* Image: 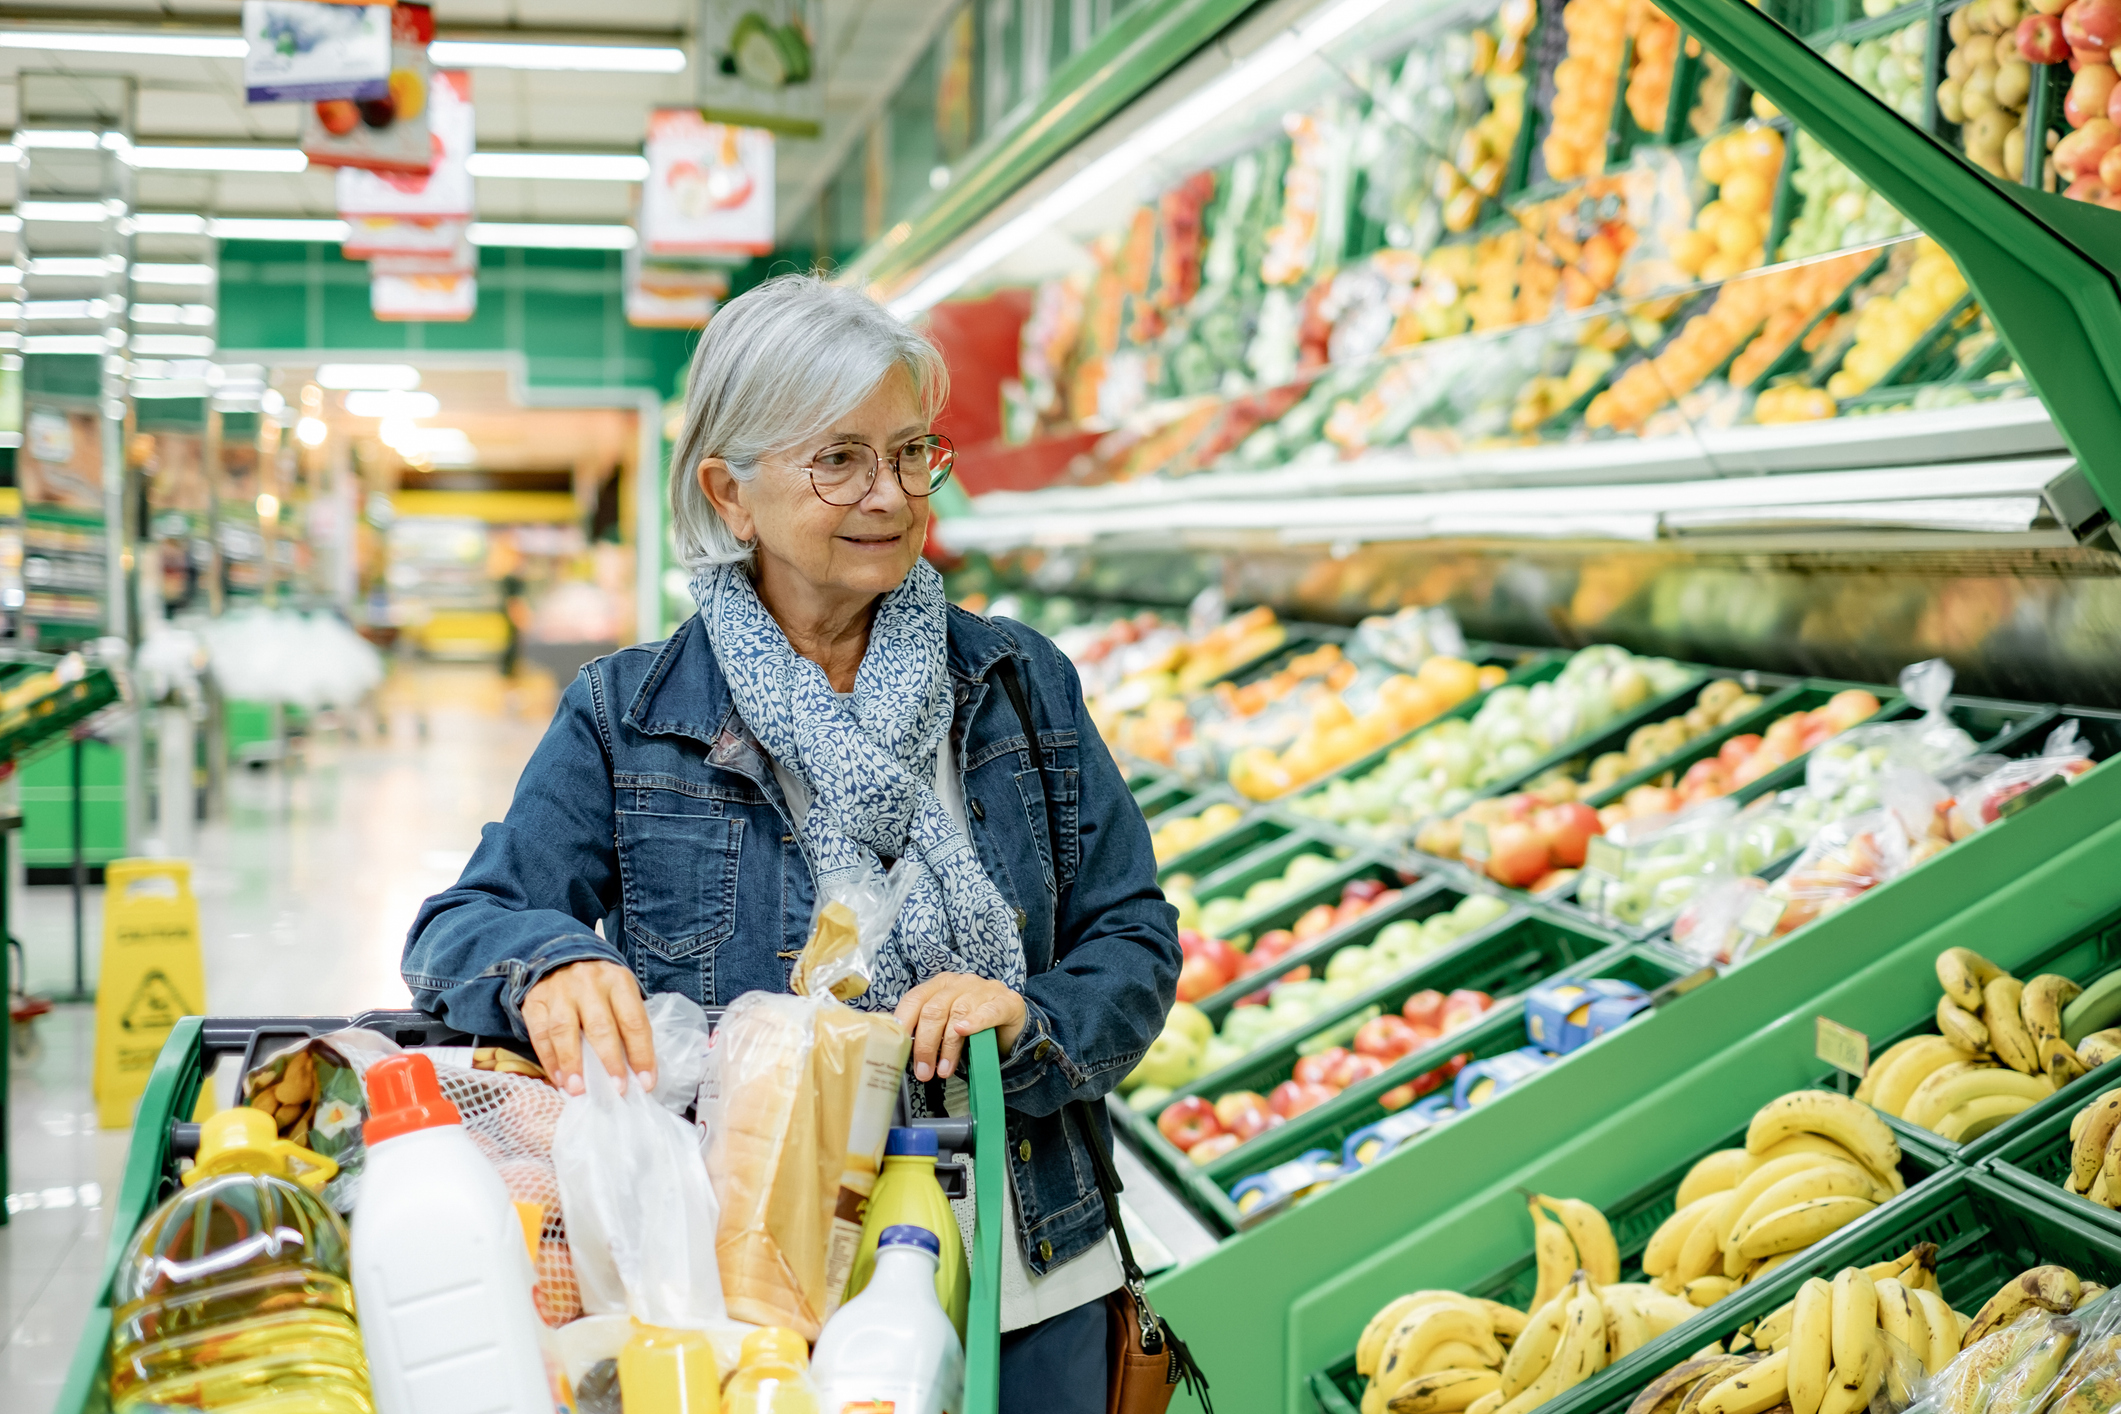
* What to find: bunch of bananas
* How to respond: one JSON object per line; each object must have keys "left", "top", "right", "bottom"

{"left": 1356, "top": 1289, "right": 1526, "bottom": 1414}
{"left": 1860, "top": 948, "right": 2094, "bottom": 1141}
{"left": 2062, "top": 1084, "right": 2121, "bottom": 1208}
{"left": 1642, "top": 1090, "right": 1905, "bottom": 1302}
{"left": 1938, "top": 1268, "right": 2113, "bottom": 1414}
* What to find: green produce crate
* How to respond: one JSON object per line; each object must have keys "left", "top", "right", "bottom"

{"left": 1538, "top": 1169, "right": 2121, "bottom": 1414}
{"left": 1178, "top": 832, "right": 1361, "bottom": 940}
{"left": 1306, "top": 1111, "right": 1945, "bottom": 1414}
{"left": 1981, "top": 1074, "right": 2121, "bottom": 1246}
{"left": 1727, "top": 690, "right": 2048, "bottom": 809}
{"left": 57, "top": 1013, "right": 1008, "bottom": 1414}
{"left": 1586, "top": 677, "right": 1879, "bottom": 811}
{"left": 1138, "top": 776, "right": 1205, "bottom": 820}
{"left": 1160, "top": 809, "right": 1299, "bottom": 887}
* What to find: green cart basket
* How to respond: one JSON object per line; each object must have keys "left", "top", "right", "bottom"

{"left": 58, "top": 1010, "right": 1007, "bottom": 1414}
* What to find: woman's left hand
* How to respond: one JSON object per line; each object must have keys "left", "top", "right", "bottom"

{"left": 894, "top": 973, "right": 1027, "bottom": 1081}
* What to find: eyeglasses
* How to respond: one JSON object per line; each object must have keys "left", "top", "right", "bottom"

{"left": 801, "top": 433, "right": 955, "bottom": 506}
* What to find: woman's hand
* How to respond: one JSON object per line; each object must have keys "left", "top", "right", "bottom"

{"left": 522, "top": 960, "right": 656, "bottom": 1096}
{"left": 894, "top": 973, "right": 1027, "bottom": 1081}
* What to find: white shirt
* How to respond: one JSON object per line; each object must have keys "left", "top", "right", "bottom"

{"left": 768, "top": 715, "right": 1125, "bottom": 1331}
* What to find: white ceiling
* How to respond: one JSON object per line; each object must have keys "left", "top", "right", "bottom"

{"left": 0, "top": 0, "right": 956, "bottom": 238}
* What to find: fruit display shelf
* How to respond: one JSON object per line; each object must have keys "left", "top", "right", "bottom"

{"left": 1981, "top": 1041, "right": 2121, "bottom": 1244}
{"left": 1304, "top": 1113, "right": 1946, "bottom": 1414}
{"left": 1534, "top": 1168, "right": 2121, "bottom": 1414}
{"left": 1145, "top": 725, "right": 2121, "bottom": 1412}
{"left": 0, "top": 657, "right": 120, "bottom": 766}
{"left": 1172, "top": 832, "right": 1367, "bottom": 938}
{"left": 1158, "top": 799, "right": 1300, "bottom": 886}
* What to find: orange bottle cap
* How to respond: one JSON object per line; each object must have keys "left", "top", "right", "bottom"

{"left": 364, "top": 1052, "right": 462, "bottom": 1145}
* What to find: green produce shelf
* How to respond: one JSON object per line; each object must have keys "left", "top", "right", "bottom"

{"left": 1148, "top": 741, "right": 2121, "bottom": 1413}
{"left": 1573, "top": 674, "right": 1814, "bottom": 812}
{"left": 57, "top": 1014, "right": 1008, "bottom": 1414}
{"left": 1176, "top": 832, "right": 1362, "bottom": 940}
{"left": 1138, "top": 776, "right": 1206, "bottom": 820}
{"left": 1305, "top": 1112, "right": 1947, "bottom": 1414}
{"left": 1160, "top": 809, "right": 1302, "bottom": 888}
{"left": 0, "top": 657, "right": 122, "bottom": 766}
{"left": 1539, "top": 1168, "right": 2121, "bottom": 1414}
{"left": 1981, "top": 1062, "right": 2121, "bottom": 1248}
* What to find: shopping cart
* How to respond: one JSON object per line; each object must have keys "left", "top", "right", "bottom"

{"left": 57, "top": 1009, "right": 1005, "bottom": 1414}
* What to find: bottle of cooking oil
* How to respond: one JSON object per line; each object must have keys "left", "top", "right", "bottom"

{"left": 842, "top": 1128, "right": 967, "bottom": 1340}
{"left": 108, "top": 1106, "right": 373, "bottom": 1413}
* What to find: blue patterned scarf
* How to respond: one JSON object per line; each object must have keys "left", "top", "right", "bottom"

{"left": 691, "top": 558, "right": 1026, "bottom": 1011}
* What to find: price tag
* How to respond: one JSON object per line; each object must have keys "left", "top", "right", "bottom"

{"left": 1584, "top": 835, "right": 1624, "bottom": 880}
{"left": 1996, "top": 772, "right": 2069, "bottom": 821}
{"left": 1459, "top": 820, "right": 1490, "bottom": 864}
{"left": 1815, "top": 1016, "right": 1871, "bottom": 1080}
{"left": 1739, "top": 892, "right": 1786, "bottom": 938}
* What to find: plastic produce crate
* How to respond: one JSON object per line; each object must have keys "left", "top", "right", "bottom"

{"left": 56, "top": 1011, "right": 1007, "bottom": 1414}
{"left": 1172, "top": 832, "right": 1362, "bottom": 943}
{"left": 1306, "top": 1112, "right": 1946, "bottom": 1414}
{"left": 1159, "top": 808, "right": 1301, "bottom": 887}
{"left": 1586, "top": 677, "right": 1884, "bottom": 812}
{"left": 1529, "top": 1168, "right": 2121, "bottom": 1414}
{"left": 1981, "top": 1075, "right": 2121, "bottom": 1246}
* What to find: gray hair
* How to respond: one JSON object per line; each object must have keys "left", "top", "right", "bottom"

{"left": 668, "top": 273, "right": 950, "bottom": 571}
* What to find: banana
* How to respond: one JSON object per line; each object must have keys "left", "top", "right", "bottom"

{"left": 1787, "top": 1279, "right": 1833, "bottom": 1414}
{"left": 1755, "top": 1134, "right": 1870, "bottom": 1175}
{"left": 1730, "top": 1166, "right": 1884, "bottom": 1252}
{"left": 1475, "top": 1301, "right": 1529, "bottom": 1344}
{"left": 1816, "top": 1334, "right": 1884, "bottom": 1414}
{"left": 1607, "top": 1287, "right": 1655, "bottom": 1361}
{"left": 1363, "top": 1294, "right": 1486, "bottom": 1376}
{"left": 1717, "top": 1155, "right": 1871, "bottom": 1259}
{"left": 1934, "top": 1093, "right": 2039, "bottom": 1143}
{"left": 1987, "top": 976, "right": 2044, "bottom": 1075}
{"left": 1938, "top": 997, "right": 1993, "bottom": 1055}
{"left": 1734, "top": 1196, "right": 1878, "bottom": 1261}
{"left": 1755, "top": 1300, "right": 1798, "bottom": 1353}
{"left": 1943, "top": 1314, "right": 2053, "bottom": 1411}
{"left": 1687, "top": 1276, "right": 1736, "bottom": 1308}
{"left": 1463, "top": 1392, "right": 1506, "bottom": 1414}
{"left": 1937, "top": 947, "right": 2003, "bottom": 1011}
{"left": 1898, "top": 1059, "right": 1993, "bottom": 1124}
{"left": 1419, "top": 1341, "right": 1503, "bottom": 1376}
{"left": 2025, "top": 975, "right": 2084, "bottom": 1052}
{"left": 1628, "top": 1356, "right": 1752, "bottom": 1414}
{"left": 1905, "top": 1066, "right": 2053, "bottom": 1132}
{"left": 1537, "top": 1195, "right": 1621, "bottom": 1286}
{"left": 1696, "top": 1347, "right": 1791, "bottom": 1414}
{"left": 2079, "top": 1283, "right": 2109, "bottom": 1307}
{"left": 1745, "top": 1092, "right": 1903, "bottom": 1194}
{"left": 1639, "top": 1289, "right": 1704, "bottom": 1335}
{"left": 1529, "top": 1198, "right": 1579, "bottom": 1316}
{"left": 1986, "top": 1317, "right": 2078, "bottom": 1414}
{"left": 1389, "top": 1368, "right": 1504, "bottom": 1414}
{"left": 1498, "top": 1295, "right": 1566, "bottom": 1398}
{"left": 1857, "top": 1036, "right": 1937, "bottom": 1104}
{"left": 1829, "top": 1270, "right": 1878, "bottom": 1376}
{"left": 1677, "top": 1149, "right": 1760, "bottom": 1209}
{"left": 1495, "top": 1279, "right": 1606, "bottom": 1414}
{"left": 1379, "top": 1305, "right": 1500, "bottom": 1399}
{"left": 1868, "top": 1037, "right": 1977, "bottom": 1118}
{"left": 1647, "top": 1193, "right": 1730, "bottom": 1280}
{"left": 1874, "top": 1278, "right": 1931, "bottom": 1375}
{"left": 1742, "top": 1252, "right": 1796, "bottom": 1286}
{"left": 2048, "top": 1038, "right": 2091, "bottom": 1089}
{"left": 1909, "top": 1287, "right": 1960, "bottom": 1371}
{"left": 1965, "top": 1266, "right": 2082, "bottom": 1346}
{"left": 1865, "top": 1243, "right": 1938, "bottom": 1293}
{"left": 2080, "top": 1030, "right": 2121, "bottom": 1070}
{"left": 1678, "top": 1195, "right": 1740, "bottom": 1285}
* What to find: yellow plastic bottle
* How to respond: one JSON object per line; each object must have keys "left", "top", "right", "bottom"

{"left": 620, "top": 1321, "right": 720, "bottom": 1414}
{"left": 723, "top": 1328, "right": 821, "bottom": 1414}
{"left": 842, "top": 1128, "right": 968, "bottom": 1340}
{"left": 108, "top": 1107, "right": 372, "bottom": 1414}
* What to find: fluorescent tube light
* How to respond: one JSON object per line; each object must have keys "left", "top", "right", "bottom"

{"left": 346, "top": 389, "right": 441, "bottom": 419}
{"left": 428, "top": 40, "right": 685, "bottom": 72}
{"left": 22, "top": 334, "right": 109, "bottom": 354}
{"left": 134, "top": 212, "right": 210, "bottom": 235}
{"left": 24, "top": 300, "right": 111, "bottom": 321}
{"left": 127, "top": 146, "right": 307, "bottom": 173}
{"left": 14, "top": 130, "right": 101, "bottom": 149}
{"left": 211, "top": 217, "right": 350, "bottom": 242}
{"left": 318, "top": 364, "right": 420, "bottom": 391}
{"left": 465, "top": 152, "right": 650, "bottom": 181}
{"left": 27, "top": 257, "right": 123, "bottom": 277}
{"left": 0, "top": 31, "right": 247, "bottom": 58}
{"left": 0, "top": 146, "right": 17, "bottom": 163}
{"left": 133, "top": 263, "right": 216, "bottom": 285}
{"left": 132, "top": 303, "right": 216, "bottom": 327}
{"left": 0, "top": 218, "right": 17, "bottom": 234}
{"left": 468, "top": 222, "right": 636, "bottom": 249}
{"left": 18, "top": 201, "right": 115, "bottom": 223}
{"left": 130, "top": 334, "right": 216, "bottom": 358}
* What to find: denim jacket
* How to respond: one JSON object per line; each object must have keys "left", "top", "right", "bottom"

{"left": 403, "top": 607, "right": 1181, "bottom": 1277}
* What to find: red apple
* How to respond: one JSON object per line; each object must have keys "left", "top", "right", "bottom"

{"left": 1485, "top": 821, "right": 1551, "bottom": 889}
{"left": 1268, "top": 1080, "right": 1338, "bottom": 1118}
{"left": 2101, "top": 140, "right": 2121, "bottom": 189}
{"left": 1293, "top": 904, "right": 1340, "bottom": 940}
{"left": 1534, "top": 802, "right": 1600, "bottom": 869}
{"left": 1531, "top": 868, "right": 1578, "bottom": 895}
{"left": 1403, "top": 989, "right": 1447, "bottom": 1031}
{"left": 1157, "top": 1095, "right": 1223, "bottom": 1149}
{"left": 2066, "top": 0, "right": 2121, "bottom": 58}
{"left": 315, "top": 99, "right": 360, "bottom": 136}
{"left": 1327, "top": 1052, "right": 1388, "bottom": 1090}
{"left": 1177, "top": 929, "right": 1208, "bottom": 958}
{"left": 1333, "top": 899, "right": 1370, "bottom": 928}
{"left": 1251, "top": 929, "right": 1299, "bottom": 965}
{"left": 2070, "top": 62, "right": 2121, "bottom": 127}
{"left": 2067, "top": 175, "right": 2112, "bottom": 201}
{"left": 1680, "top": 756, "right": 1730, "bottom": 792}
{"left": 1441, "top": 989, "right": 1493, "bottom": 1032}
{"left": 1342, "top": 877, "right": 1388, "bottom": 904}
{"left": 1718, "top": 734, "right": 1764, "bottom": 769}
{"left": 1355, "top": 1014, "right": 1423, "bottom": 1060}
{"left": 1214, "top": 1090, "right": 1274, "bottom": 1140}
{"left": 2058, "top": 118, "right": 2120, "bottom": 180}
{"left": 1175, "top": 952, "right": 1230, "bottom": 1003}
{"left": 2023, "top": 11, "right": 2074, "bottom": 59}
{"left": 1200, "top": 937, "right": 1244, "bottom": 982}
{"left": 1293, "top": 1048, "right": 1348, "bottom": 1088}
{"left": 1187, "top": 1132, "right": 1242, "bottom": 1164}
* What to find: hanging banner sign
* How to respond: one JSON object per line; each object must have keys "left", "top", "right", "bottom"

{"left": 242, "top": 1, "right": 392, "bottom": 103}
{"left": 336, "top": 69, "right": 473, "bottom": 218}
{"left": 300, "top": 3, "right": 434, "bottom": 174}
{"left": 93, "top": 859, "right": 208, "bottom": 1129}
{"left": 21, "top": 405, "right": 103, "bottom": 510}
{"left": 624, "top": 246, "right": 728, "bottom": 328}
{"left": 342, "top": 215, "right": 467, "bottom": 259}
{"left": 370, "top": 236, "right": 474, "bottom": 275}
{"left": 640, "top": 110, "right": 775, "bottom": 257}
{"left": 372, "top": 272, "right": 477, "bottom": 321}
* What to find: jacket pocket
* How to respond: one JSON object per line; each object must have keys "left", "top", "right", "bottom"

{"left": 616, "top": 810, "right": 743, "bottom": 959}
{"left": 1012, "top": 762, "right": 1080, "bottom": 894}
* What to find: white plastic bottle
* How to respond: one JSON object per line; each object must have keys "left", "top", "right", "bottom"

{"left": 810, "top": 1225, "right": 965, "bottom": 1414}
{"left": 351, "top": 1052, "right": 561, "bottom": 1414}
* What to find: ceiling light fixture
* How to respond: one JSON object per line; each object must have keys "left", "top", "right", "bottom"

{"left": 132, "top": 303, "right": 216, "bottom": 327}
{"left": 0, "top": 30, "right": 248, "bottom": 58}
{"left": 317, "top": 364, "right": 420, "bottom": 391}
{"left": 464, "top": 152, "right": 650, "bottom": 181}
{"left": 127, "top": 146, "right": 308, "bottom": 173}
{"left": 211, "top": 217, "right": 351, "bottom": 242}
{"left": 427, "top": 40, "right": 685, "bottom": 72}
{"left": 131, "top": 334, "right": 217, "bottom": 358}
{"left": 468, "top": 222, "right": 636, "bottom": 249}
{"left": 18, "top": 201, "right": 114, "bottom": 223}
{"left": 132, "top": 263, "right": 216, "bottom": 285}
{"left": 134, "top": 213, "right": 210, "bottom": 235}
{"left": 346, "top": 389, "right": 441, "bottom": 419}
{"left": 296, "top": 418, "right": 328, "bottom": 448}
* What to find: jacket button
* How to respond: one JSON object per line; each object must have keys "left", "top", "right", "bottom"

{"left": 1038, "top": 1240, "right": 1053, "bottom": 1262}
{"left": 1018, "top": 1139, "right": 1031, "bottom": 1162}
{"left": 970, "top": 798, "right": 984, "bottom": 821}
{"left": 1034, "top": 1040, "right": 1051, "bottom": 1061}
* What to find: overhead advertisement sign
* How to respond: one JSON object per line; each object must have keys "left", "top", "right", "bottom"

{"left": 335, "top": 69, "right": 473, "bottom": 218}
{"left": 640, "top": 110, "right": 775, "bottom": 258}
{"left": 624, "top": 247, "right": 728, "bottom": 328}
{"left": 371, "top": 272, "right": 476, "bottom": 322}
{"left": 242, "top": 1, "right": 393, "bottom": 104}
{"left": 299, "top": 2, "right": 434, "bottom": 174}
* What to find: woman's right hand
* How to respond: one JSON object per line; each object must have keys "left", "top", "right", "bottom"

{"left": 522, "top": 960, "right": 656, "bottom": 1095}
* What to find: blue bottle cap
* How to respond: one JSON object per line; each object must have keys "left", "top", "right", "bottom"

{"left": 878, "top": 1224, "right": 942, "bottom": 1255}
{"left": 884, "top": 1126, "right": 939, "bottom": 1157}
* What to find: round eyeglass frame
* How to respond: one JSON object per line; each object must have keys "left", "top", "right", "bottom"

{"left": 801, "top": 433, "right": 956, "bottom": 507}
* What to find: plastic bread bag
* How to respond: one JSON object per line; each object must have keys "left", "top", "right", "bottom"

{"left": 1807, "top": 659, "right": 1978, "bottom": 801}
{"left": 790, "top": 859, "right": 919, "bottom": 1004}
{"left": 1951, "top": 720, "right": 2097, "bottom": 837}
{"left": 552, "top": 1039, "right": 726, "bottom": 1329}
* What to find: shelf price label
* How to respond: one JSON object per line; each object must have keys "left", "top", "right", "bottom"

{"left": 1815, "top": 1016, "right": 1871, "bottom": 1081}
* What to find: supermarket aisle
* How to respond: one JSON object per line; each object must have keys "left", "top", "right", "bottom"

{"left": 0, "top": 663, "right": 556, "bottom": 1411}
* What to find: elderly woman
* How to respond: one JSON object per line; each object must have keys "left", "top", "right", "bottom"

{"left": 404, "top": 274, "right": 1181, "bottom": 1411}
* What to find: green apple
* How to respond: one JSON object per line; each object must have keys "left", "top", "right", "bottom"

{"left": 1453, "top": 893, "right": 1509, "bottom": 929}
{"left": 1324, "top": 944, "right": 1373, "bottom": 983}
{"left": 1166, "top": 1000, "right": 1214, "bottom": 1049}
{"left": 1133, "top": 1029, "right": 1202, "bottom": 1089}
{"left": 1128, "top": 1085, "right": 1173, "bottom": 1113}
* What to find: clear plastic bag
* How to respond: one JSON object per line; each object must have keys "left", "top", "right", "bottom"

{"left": 553, "top": 1038, "right": 727, "bottom": 1329}
{"left": 1577, "top": 796, "right": 1740, "bottom": 932}
{"left": 645, "top": 992, "right": 714, "bottom": 1115}
{"left": 1951, "top": 720, "right": 2097, "bottom": 836}
{"left": 1767, "top": 808, "right": 1913, "bottom": 938}
{"left": 1907, "top": 1286, "right": 2121, "bottom": 1414}
{"left": 1669, "top": 873, "right": 1773, "bottom": 967}
{"left": 790, "top": 860, "right": 919, "bottom": 1004}
{"left": 1808, "top": 660, "right": 1977, "bottom": 799}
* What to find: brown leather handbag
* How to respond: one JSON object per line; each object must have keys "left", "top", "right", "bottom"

{"left": 1074, "top": 1102, "right": 1214, "bottom": 1414}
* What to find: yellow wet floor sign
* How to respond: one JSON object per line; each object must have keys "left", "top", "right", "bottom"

{"left": 92, "top": 859, "right": 206, "bottom": 1129}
